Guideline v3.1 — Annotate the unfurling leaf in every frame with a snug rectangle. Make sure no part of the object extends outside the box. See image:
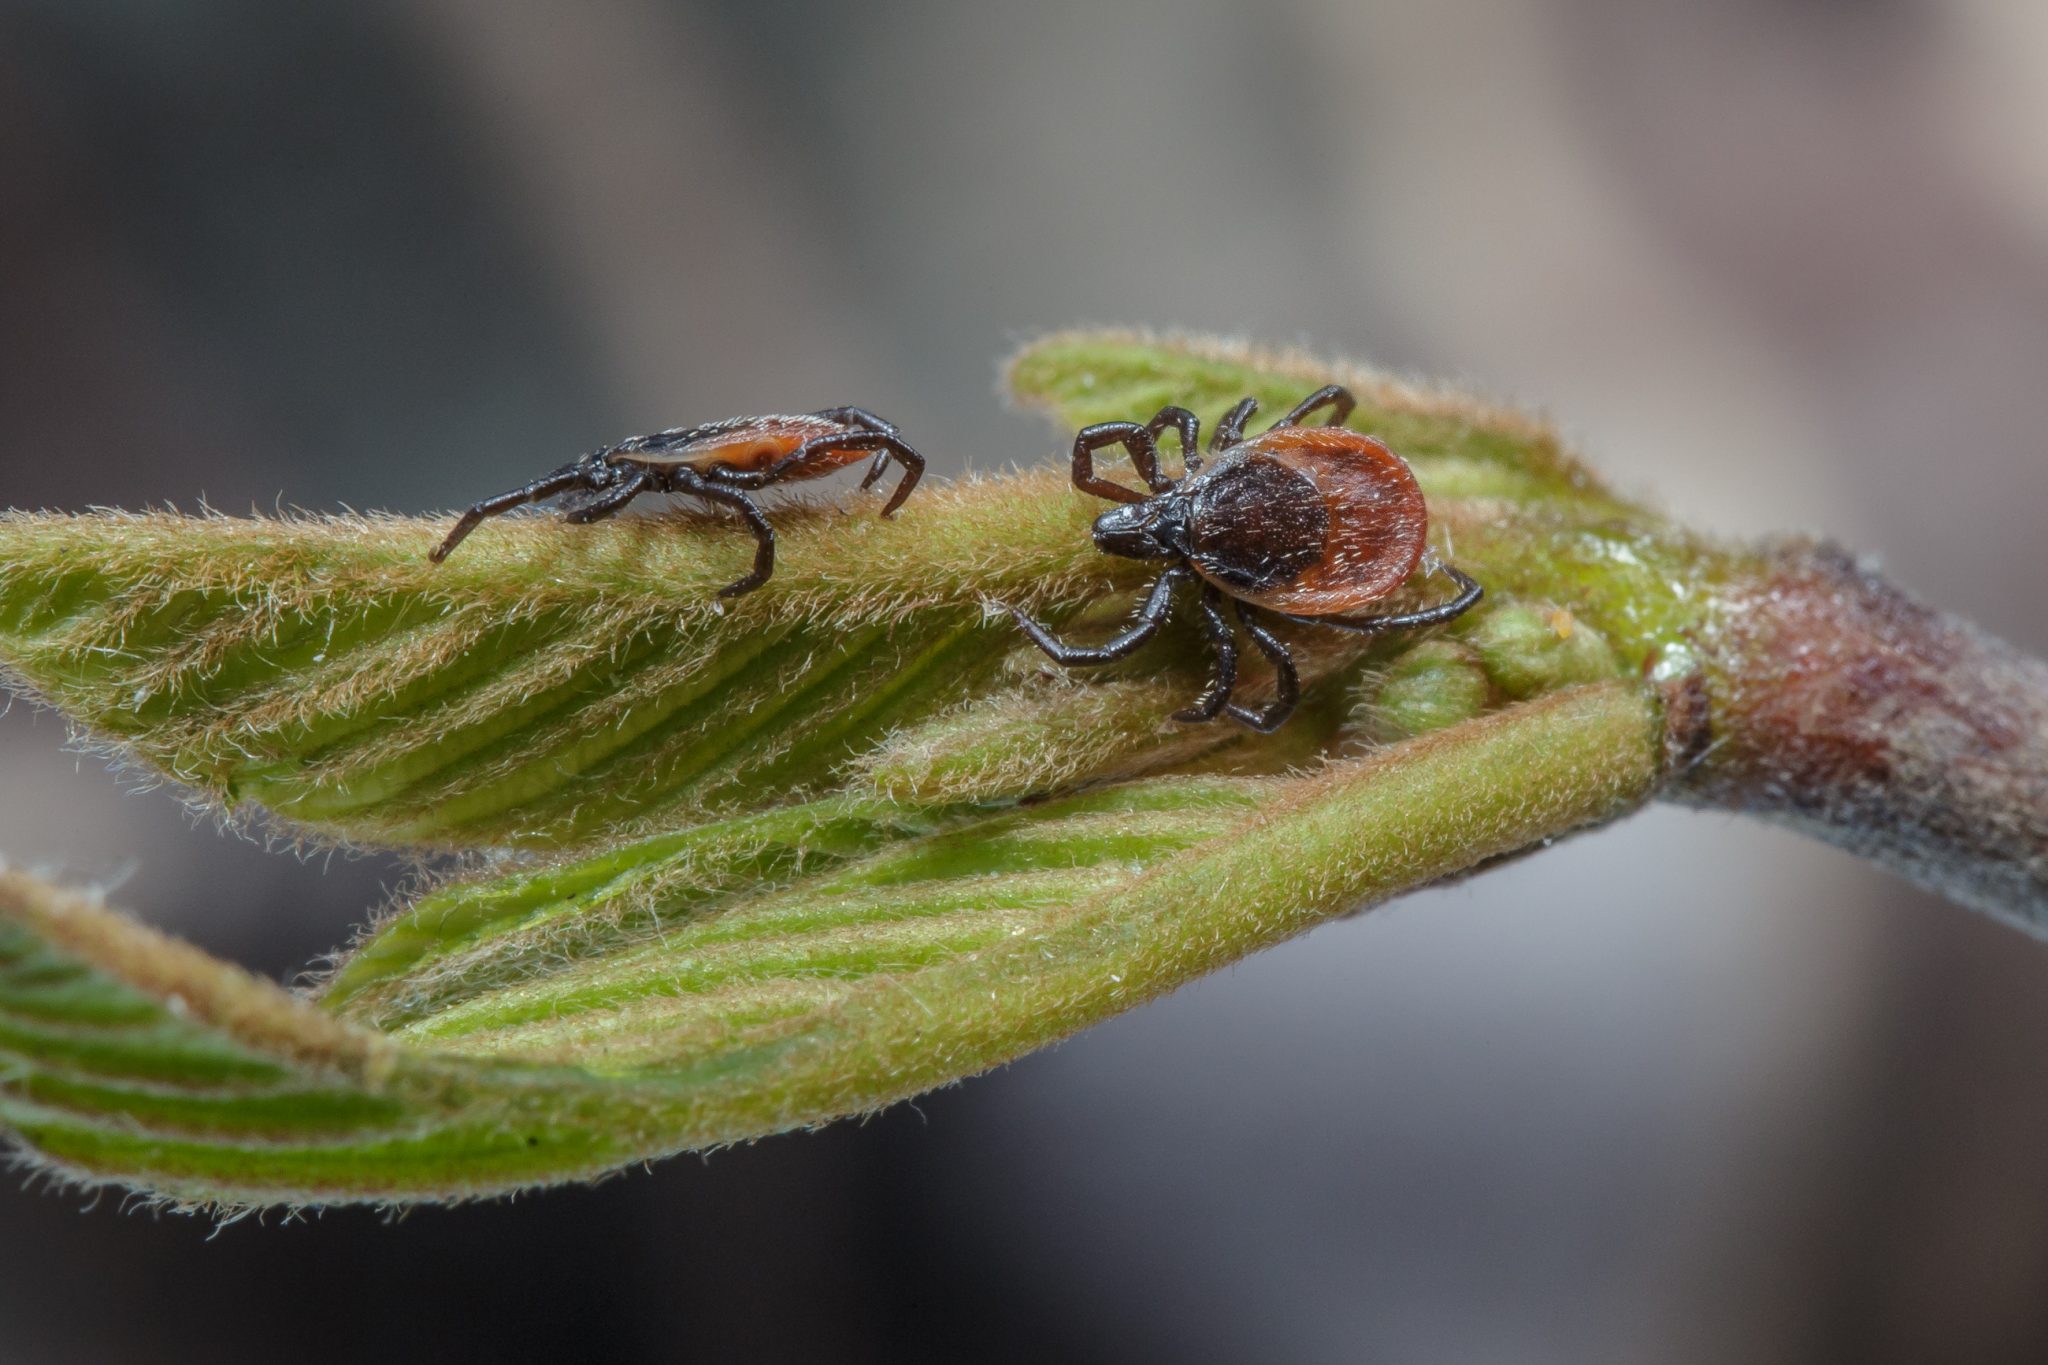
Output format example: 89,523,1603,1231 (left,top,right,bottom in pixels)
5,328,2034,1210
1,683,1661,1207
